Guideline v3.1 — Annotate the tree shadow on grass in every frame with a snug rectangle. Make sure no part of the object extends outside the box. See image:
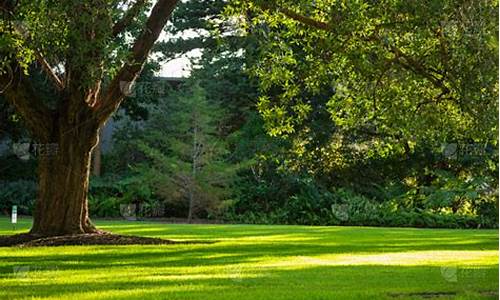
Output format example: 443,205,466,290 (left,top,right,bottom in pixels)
97,221,499,250
0,220,497,299
0,237,497,275
0,263,497,300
